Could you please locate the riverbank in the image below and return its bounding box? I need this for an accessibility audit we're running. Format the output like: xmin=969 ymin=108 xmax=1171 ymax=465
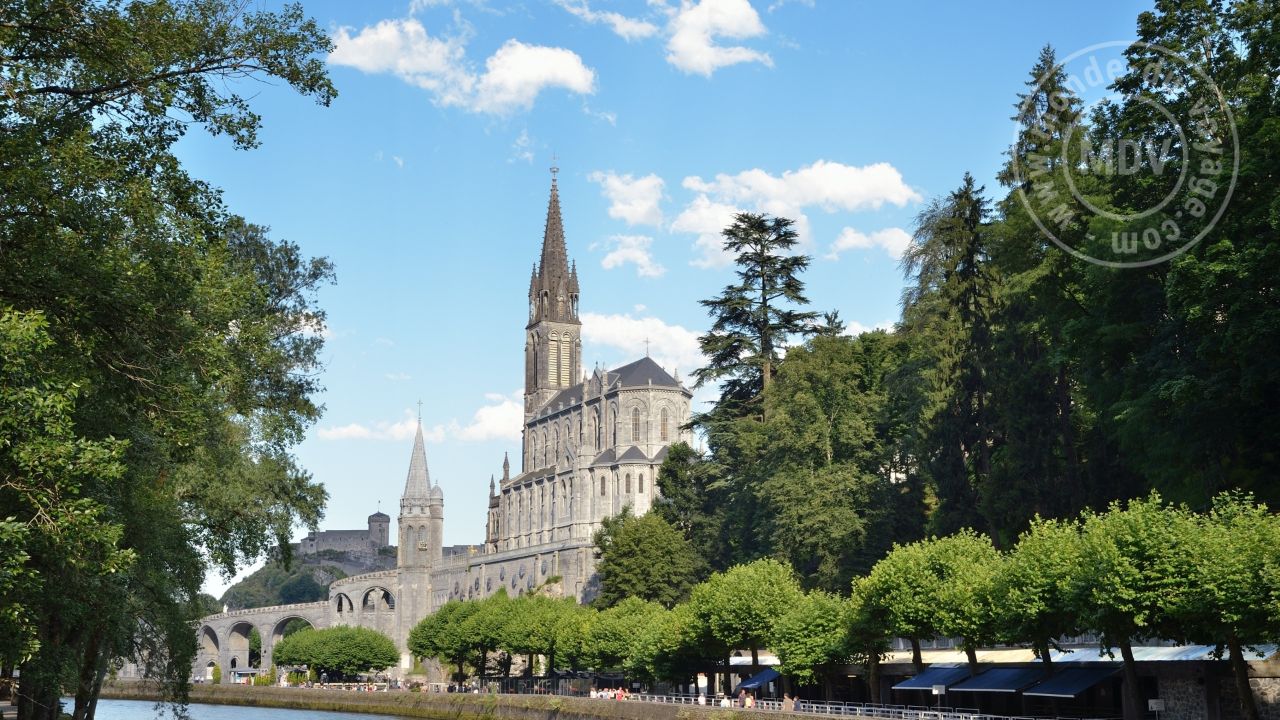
xmin=100 ymin=683 xmax=768 ymax=720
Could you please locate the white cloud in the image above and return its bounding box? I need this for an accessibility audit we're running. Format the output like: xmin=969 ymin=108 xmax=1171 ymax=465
xmin=825 ymin=227 xmax=912 ymax=261
xmin=668 ymin=194 xmax=740 ymax=268
xmin=297 ymin=316 xmax=334 ymax=340
xmin=392 ymin=155 xmax=405 ymax=168
xmin=634 ymin=304 xmax=647 ymax=313
xmin=470 ymin=40 xmax=596 ymax=114
xmin=843 ymin=319 xmax=896 ymax=336
xmin=589 ymin=171 xmax=665 ymax=226
xmin=318 ymin=410 xmax=444 ymax=442
xmin=375 ymin=337 xmax=396 ymax=347
xmin=581 ymin=312 xmax=703 ymax=374
xmin=555 ymin=0 xmax=660 ymax=40
xmin=451 ymin=392 xmax=523 ymax=442
xmin=683 ymin=160 xmax=921 ymax=215
xmin=666 ymin=0 xmax=772 ymax=76
xmin=329 ymin=19 xmax=595 ymax=115
xmin=385 ymin=372 xmax=412 ymax=381
xmin=600 ymin=235 xmax=666 ymax=277
xmin=509 ymin=129 xmax=534 ymax=164
xmin=672 ymin=160 xmax=920 ymax=264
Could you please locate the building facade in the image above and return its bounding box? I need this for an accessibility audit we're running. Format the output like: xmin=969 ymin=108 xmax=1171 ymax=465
xmin=196 ymin=172 xmax=692 ymax=677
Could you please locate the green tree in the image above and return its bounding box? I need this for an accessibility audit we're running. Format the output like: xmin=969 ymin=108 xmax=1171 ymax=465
xmin=409 ymin=600 xmax=478 ymax=682
xmin=771 ymin=592 xmax=850 ymax=687
xmin=856 ymin=541 xmax=938 ymax=672
xmin=993 ymin=517 xmax=1084 ymax=671
xmin=654 ymin=443 xmax=725 ymax=576
xmin=926 ymin=531 xmax=1002 ymax=676
xmin=756 ymin=333 xmax=904 ymax=591
xmin=1074 ymin=494 xmax=1190 ymax=720
xmin=0 ymin=0 xmax=337 ymax=714
xmin=689 ymin=558 xmax=802 ymax=685
xmin=272 ymin=626 xmax=398 ymax=680
xmin=593 ymin=508 xmax=699 ymax=609
xmin=586 ymin=598 xmax=663 ymax=670
xmin=1168 ymin=493 xmax=1280 ymax=720
xmin=462 ymin=590 xmax=512 ymax=679
xmin=693 ymin=213 xmax=818 ymax=412
xmin=900 ymin=175 xmax=999 ymax=536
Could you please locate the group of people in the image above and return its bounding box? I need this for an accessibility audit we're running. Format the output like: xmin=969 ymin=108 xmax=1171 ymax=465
xmin=588 ymin=687 xmax=629 ymax=700
xmin=696 ymin=690 xmax=797 ymax=711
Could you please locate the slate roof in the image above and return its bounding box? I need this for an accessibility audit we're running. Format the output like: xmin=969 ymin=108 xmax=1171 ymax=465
xmin=617 ymin=445 xmax=649 ymax=462
xmin=611 ymin=356 xmax=681 ymax=388
xmin=403 ymin=422 xmax=432 ymax=498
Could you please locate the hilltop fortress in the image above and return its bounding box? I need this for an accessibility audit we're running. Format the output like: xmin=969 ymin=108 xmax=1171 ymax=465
xmin=195 ymin=172 xmax=693 ymax=679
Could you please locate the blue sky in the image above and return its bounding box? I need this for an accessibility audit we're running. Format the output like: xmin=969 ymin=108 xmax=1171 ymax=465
xmin=191 ymin=0 xmax=1152 ymax=595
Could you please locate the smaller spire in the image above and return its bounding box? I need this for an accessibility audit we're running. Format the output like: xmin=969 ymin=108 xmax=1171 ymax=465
xmin=489 ymin=474 xmax=495 ymax=496
xmin=403 ymin=418 xmax=432 ymax=499
xmin=502 ymin=451 xmax=510 ymax=481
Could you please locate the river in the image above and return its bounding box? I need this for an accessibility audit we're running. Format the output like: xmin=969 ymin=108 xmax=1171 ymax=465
xmin=73 ymin=699 xmax=409 ymax=720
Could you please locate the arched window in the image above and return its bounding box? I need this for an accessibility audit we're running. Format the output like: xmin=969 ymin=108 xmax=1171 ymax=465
xmin=548 ymin=332 xmax=560 ymax=384
xmin=559 ymin=333 xmax=572 ymax=385
xmin=660 ymin=408 xmax=670 ymax=441
xmin=639 ymin=474 xmax=645 ymax=493
xmin=631 ymin=407 xmax=641 ymax=443
xmin=542 ymin=429 xmax=549 ymax=467
xmin=600 ymin=474 xmax=606 ymax=496
xmin=553 ymin=427 xmax=560 ymax=464
xmin=625 ymin=474 xmax=631 ymax=493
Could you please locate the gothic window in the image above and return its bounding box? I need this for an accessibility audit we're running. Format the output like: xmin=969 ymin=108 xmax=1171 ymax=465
xmin=553 ymin=427 xmax=560 ymax=464
xmin=559 ymin=333 xmax=572 ymax=385
xmin=639 ymin=473 xmax=645 ymax=493
xmin=660 ymin=408 xmax=670 ymax=442
xmin=599 ymin=474 xmax=606 ymax=496
xmin=548 ymin=333 xmax=560 ymax=384
xmin=625 ymin=473 xmax=631 ymax=493
xmin=631 ymin=407 xmax=641 ymax=443
xmin=542 ymin=430 xmax=549 ymax=467
xmin=550 ymin=484 xmax=556 ymax=523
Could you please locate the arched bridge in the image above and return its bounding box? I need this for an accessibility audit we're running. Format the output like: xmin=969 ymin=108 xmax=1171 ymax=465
xmin=195 ymin=601 xmax=329 ymax=682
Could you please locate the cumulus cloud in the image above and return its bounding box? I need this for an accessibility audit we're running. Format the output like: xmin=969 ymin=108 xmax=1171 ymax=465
xmin=589 ymin=171 xmax=665 ymax=226
xmin=683 ymin=160 xmax=921 ymax=214
xmin=451 ymin=391 xmax=523 ymax=442
xmin=600 ymin=235 xmax=666 ymax=277
xmin=669 ymin=194 xmax=741 ymax=268
xmin=555 ymin=0 xmax=660 ymax=40
xmin=329 ymin=19 xmax=595 ymax=115
xmin=509 ymin=129 xmax=534 ymax=164
xmin=843 ymin=319 xmax=897 ymax=336
xmin=672 ymin=160 xmax=920 ymax=266
xmin=666 ymin=0 xmax=772 ymax=76
xmin=825 ymin=227 xmax=913 ymax=261
xmin=318 ymin=410 xmax=444 ymax=442
xmin=581 ymin=312 xmax=703 ymax=375
xmin=385 ymin=372 xmax=413 ymax=382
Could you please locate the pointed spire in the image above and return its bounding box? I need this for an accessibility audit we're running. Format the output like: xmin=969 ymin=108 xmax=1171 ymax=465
xmin=489 ymin=474 xmax=496 ymax=497
xmin=502 ymin=451 xmax=510 ymax=481
xmin=404 ymin=420 xmax=431 ymax=499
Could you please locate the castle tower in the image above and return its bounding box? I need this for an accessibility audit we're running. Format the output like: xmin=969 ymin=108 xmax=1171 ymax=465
xmin=398 ymin=420 xmax=443 ymax=568
xmin=524 ymin=166 xmax=582 ymax=417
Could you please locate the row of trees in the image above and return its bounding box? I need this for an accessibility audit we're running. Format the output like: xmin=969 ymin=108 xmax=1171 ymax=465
xmin=412 ymin=493 xmax=1277 ymax=720
xmin=0 ymin=2 xmax=339 ymax=719
xmin=654 ymin=0 xmax=1280 ymax=601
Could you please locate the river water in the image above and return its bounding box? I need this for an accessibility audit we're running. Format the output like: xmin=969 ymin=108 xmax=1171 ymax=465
xmin=77 ymin=699 xmax=408 ymax=720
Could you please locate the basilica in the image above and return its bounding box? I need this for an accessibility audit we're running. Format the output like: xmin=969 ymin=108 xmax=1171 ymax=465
xmin=195 ymin=173 xmax=693 ymax=678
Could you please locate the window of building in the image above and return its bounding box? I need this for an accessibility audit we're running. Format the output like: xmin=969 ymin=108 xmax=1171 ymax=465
xmin=625 ymin=473 xmax=631 ymax=493
xmin=639 ymin=474 xmax=645 ymax=493
xmin=600 ymin=474 xmax=606 ymax=496
xmin=548 ymin=333 xmax=559 ymax=384
xmin=631 ymin=407 xmax=641 ymax=443
xmin=559 ymin=333 xmax=572 ymax=385
xmin=660 ymin=408 xmax=670 ymax=441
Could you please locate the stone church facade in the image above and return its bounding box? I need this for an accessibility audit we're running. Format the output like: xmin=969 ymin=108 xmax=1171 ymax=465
xmin=195 ymin=173 xmax=692 ymax=677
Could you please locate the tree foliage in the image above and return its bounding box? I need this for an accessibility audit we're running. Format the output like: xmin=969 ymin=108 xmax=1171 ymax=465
xmin=593 ymin=508 xmax=699 ymax=609
xmin=272 ymin=626 xmax=398 ymax=680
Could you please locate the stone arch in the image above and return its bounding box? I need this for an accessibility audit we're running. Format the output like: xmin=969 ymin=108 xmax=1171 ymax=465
xmin=362 ymin=587 xmax=395 ymax=612
xmin=334 ymin=593 xmax=354 ymax=615
xmin=226 ymin=621 xmax=258 ymax=670
xmin=199 ymin=625 xmax=219 ymax=655
xmin=271 ymin=615 xmax=315 ymax=646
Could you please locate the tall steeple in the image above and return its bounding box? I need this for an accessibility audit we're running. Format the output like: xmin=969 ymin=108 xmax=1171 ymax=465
xmin=399 ymin=417 xmax=443 ymax=569
xmin=524 ymin=165 xmax=583 ymax=420
xmin=403 ymin=421 xmax=431 ymax=498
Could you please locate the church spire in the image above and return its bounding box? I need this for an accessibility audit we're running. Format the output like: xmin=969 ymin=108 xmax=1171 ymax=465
xmin=404 ymin=420 xmax=431 ymax=498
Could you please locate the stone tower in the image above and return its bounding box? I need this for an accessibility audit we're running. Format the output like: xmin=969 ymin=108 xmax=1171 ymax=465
xmin=398 ymin=421 xmax=443 ymax=568
xmin=524 ymin=167 xmax=581 ymax=417
xmin=367 ymin=511 xmax=390 ymax=547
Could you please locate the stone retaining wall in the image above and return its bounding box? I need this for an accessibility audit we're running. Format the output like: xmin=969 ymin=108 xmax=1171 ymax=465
xmin=101 ymin=683 xmax=781 ymax=720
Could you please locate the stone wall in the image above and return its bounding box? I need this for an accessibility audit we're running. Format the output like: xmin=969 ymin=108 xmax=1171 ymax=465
xmin=1219 ymin=676 xmax=1280 ymax=720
